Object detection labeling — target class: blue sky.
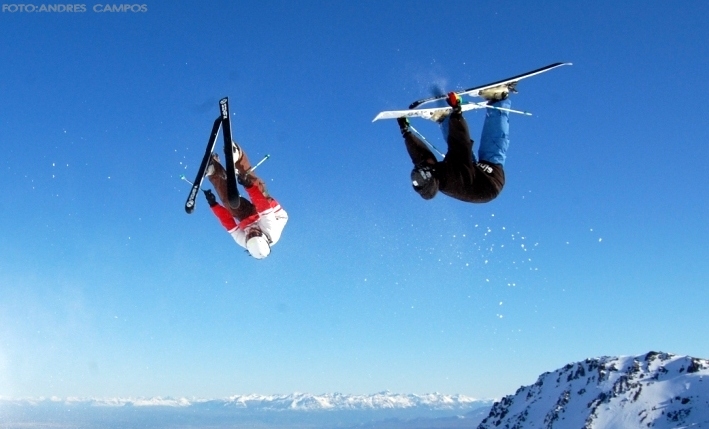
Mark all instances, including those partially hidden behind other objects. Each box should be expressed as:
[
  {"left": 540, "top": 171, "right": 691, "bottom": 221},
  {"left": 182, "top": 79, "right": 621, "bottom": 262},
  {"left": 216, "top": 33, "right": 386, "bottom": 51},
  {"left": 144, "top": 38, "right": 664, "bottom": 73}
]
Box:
[{"left": 1, "top": 1, "right": 708, "bottom": 399}]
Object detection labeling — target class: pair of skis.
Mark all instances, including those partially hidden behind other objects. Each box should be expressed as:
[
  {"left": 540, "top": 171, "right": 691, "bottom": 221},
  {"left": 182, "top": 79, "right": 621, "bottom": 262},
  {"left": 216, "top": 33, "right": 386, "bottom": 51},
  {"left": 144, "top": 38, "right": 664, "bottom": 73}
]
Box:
[
  {"left": 372, "top": 62, "right": 572, "bottom": 122},
  {"left": 184, "top": 97, "right": 240, "bottom": 214},
  {"left": 186, "top": 65, "right": 572, "bottom": 212}
]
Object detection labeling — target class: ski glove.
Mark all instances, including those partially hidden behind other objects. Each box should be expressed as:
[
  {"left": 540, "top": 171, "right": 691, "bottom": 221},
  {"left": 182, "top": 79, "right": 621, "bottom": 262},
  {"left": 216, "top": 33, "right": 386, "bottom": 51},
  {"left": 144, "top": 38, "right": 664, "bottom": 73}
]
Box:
[
  {"left": 204, "top": 189, "right": 218, "bottom": 207},
  {"left": 237, "top": 173, "right": 253, "bottom": 188}
]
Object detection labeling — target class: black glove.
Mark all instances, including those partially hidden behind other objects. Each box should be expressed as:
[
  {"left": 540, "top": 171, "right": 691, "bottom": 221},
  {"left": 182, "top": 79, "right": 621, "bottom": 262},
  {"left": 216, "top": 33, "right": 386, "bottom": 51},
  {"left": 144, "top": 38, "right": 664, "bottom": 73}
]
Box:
[
  {"left": 203, "top": 189, "right": 218, "bottom": 207},
  {"left": 238, "top": 173, "right": 253, "bottom": 188}
]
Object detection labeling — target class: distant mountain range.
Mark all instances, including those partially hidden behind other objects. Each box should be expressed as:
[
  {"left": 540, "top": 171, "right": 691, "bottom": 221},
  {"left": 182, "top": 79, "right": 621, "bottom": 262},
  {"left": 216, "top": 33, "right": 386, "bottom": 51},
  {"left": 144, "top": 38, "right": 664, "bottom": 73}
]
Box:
[
  {"left": 3, "top": 352, "right": 708, "bottom": 429},
  {"left": 0, "top": 392, "right": 494, "bottom": 429},
  {"left": 2, "top": 391, "right": 489, "bottom": 411}
]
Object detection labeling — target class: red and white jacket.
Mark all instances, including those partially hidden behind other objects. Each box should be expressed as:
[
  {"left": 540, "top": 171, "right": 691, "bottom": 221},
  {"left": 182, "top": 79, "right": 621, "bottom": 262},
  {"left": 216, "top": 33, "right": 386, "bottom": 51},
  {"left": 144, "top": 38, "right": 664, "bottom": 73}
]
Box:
[{"left": 209, "top": 185, "right": 288, "bottom": 250}]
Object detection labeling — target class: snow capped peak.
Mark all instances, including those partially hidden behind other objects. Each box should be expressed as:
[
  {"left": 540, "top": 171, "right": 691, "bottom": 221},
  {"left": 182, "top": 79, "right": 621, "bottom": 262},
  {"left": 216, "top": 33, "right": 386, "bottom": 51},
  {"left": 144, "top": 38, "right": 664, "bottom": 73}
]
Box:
[
  {"left": 221, "top": 391, "right": 481, "bottom": 411},
  {"left": 478, "top": 351, "right": 709, "bottom": 429}
]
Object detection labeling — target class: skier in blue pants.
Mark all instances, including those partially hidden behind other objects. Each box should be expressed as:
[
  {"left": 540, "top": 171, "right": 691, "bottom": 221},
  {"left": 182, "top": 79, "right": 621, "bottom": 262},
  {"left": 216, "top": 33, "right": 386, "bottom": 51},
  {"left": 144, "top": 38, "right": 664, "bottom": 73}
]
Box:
[{"left": 397, "top": 91, "right": 510, "bottom": 203}]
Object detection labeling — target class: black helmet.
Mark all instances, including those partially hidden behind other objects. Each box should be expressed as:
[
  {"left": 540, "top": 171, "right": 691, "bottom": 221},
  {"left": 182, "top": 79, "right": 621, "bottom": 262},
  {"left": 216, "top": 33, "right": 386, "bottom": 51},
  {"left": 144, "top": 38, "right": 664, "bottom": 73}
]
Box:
[{"left": 410, "top": 164, "right": 439, "bottom": 200}]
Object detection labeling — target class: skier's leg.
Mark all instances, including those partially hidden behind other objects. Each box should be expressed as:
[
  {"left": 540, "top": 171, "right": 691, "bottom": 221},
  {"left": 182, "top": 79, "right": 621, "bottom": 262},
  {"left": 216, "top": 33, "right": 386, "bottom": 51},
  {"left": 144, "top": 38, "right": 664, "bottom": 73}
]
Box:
[
  {"left": 233, "top": 140, "right": 252, "bottom": 175},
  {"left": 439, "top": 115, "right": 451, "bottom": 144},
  {"left": 478, "top": 99, "right": 511, "bottom": 166},
  {"left": 231, "top": 140, "right": 273, "bottom": 200},
  {"left": 444, "top": 112, "right": 475, "bottom": 164},
  {"left": 207, "top": 158, "right": 257, "bottom": 220}
]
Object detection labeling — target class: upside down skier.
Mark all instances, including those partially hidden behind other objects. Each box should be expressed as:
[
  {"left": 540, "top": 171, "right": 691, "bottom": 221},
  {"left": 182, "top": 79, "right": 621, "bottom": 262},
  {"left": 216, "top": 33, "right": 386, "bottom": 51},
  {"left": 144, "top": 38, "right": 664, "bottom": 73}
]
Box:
[
  {"left": 203, "top": 143, "right": 288, "bottom": 259},
  {"left": 398, "top": 88, "right": 512, "bottom": 203}
]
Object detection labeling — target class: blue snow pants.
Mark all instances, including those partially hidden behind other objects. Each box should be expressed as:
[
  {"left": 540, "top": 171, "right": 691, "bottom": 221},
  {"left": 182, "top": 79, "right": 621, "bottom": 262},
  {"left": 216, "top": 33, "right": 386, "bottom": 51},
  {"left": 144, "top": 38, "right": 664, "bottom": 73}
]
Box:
[{"left": 440, "top": 98, "right": 511, "bottom": 166}]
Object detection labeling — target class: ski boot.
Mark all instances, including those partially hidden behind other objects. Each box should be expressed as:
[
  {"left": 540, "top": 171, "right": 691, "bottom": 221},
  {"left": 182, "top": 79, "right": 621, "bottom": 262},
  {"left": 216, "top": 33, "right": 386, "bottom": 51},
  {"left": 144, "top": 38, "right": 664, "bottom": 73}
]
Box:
[
  {"left": 231, "top": 140, "right": 242, "bottom": 163},
  {"left": 479, "top": 82, "right": 516, "bottom": 102},
  {"left": 205, "top": 152, "right": 226, "bottom": 179}
]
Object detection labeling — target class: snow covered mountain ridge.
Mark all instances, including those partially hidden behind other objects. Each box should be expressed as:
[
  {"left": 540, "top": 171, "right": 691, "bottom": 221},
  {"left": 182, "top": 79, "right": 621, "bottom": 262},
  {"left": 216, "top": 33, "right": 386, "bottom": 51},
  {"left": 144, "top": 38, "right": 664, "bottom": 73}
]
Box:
[
  {"left": 478, "top": 351, "right": 709, "bottom": 429},
  {"left": 1, "top": 391, "right": 485, "bottom": 412}
]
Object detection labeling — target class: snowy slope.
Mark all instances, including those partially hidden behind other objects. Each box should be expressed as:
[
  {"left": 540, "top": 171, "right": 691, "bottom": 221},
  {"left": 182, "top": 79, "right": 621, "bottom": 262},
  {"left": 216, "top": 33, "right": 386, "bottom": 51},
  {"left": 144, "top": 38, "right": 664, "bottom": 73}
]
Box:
[{"left": 478, "top": 351, "right": 709, "bottom": 429}]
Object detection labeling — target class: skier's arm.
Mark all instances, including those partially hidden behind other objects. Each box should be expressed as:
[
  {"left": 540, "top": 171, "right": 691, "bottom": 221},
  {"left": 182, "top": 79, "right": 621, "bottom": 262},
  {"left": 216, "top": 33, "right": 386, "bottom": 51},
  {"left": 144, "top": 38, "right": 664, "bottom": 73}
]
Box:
[
  {"left": 244, "top": 183, "right": 277, "bottom": 213},
  {"left": 212, "top": 204, "right": 249, "bottom": 248},
  {"left": 210, "top": 204, "right": 238, "bottom": 232},
  {"left": 204, "top": 190, "right": 247, "bottom": 249}
]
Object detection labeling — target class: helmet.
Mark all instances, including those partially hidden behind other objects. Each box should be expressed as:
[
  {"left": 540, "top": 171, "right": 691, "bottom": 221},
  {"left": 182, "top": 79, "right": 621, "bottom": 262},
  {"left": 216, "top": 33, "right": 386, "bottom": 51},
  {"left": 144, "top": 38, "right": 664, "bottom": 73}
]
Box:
[
  {"left": 410, "top": 164, "right": 439, "bottom": 200},
  {"left": 246, "top": 235, "right": 271, "bottom": 259}
]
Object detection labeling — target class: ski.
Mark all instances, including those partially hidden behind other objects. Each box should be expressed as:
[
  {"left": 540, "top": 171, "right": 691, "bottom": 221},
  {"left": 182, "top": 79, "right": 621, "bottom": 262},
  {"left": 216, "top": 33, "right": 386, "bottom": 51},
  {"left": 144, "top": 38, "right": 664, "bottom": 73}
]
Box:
[
  {"left": 219, "top": 97, "right": 241, "bottom": 209},
  {"left": 184, "top": 117, "right": 222, "bottom": 214},
  {"left": 373, "top": 101, "right": 530, "bottom": 122},
  {"left": 408, "top": 62, "right": 572, "bottom": 109},
  {"left": 373, "top": 102, "right": 487, "bottom": 122}
]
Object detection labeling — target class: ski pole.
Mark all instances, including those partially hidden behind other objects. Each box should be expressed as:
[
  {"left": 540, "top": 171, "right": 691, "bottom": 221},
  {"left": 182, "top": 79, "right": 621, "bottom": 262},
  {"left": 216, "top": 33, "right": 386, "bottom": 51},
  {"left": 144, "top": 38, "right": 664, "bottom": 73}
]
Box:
[
  {"left": 408, "top": 125, "right": 445, "bottom": 159},
  {"left": 245, "top": 154, "right": 271, "bottom": 175},
  {"left": 477, "top": 102, "right": 532, "bottom": 116},
  {"left": 180, "top": 174, "right": 206, "bottom": 190}
]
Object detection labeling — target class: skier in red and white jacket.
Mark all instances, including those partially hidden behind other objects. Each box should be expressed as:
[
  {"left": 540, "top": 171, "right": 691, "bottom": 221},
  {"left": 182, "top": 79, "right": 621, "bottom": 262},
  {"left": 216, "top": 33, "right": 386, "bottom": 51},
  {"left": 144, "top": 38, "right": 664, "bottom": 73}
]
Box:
[{"left": 203, "top": 143, "right": 288, "bottom": 259}]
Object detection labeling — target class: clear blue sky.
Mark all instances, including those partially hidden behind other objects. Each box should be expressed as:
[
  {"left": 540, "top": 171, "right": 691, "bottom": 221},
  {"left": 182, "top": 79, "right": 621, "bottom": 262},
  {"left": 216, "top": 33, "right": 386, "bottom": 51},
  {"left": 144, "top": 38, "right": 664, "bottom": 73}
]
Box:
[{"left": 1, "top": 1, "right": 708, "bottom": 399}]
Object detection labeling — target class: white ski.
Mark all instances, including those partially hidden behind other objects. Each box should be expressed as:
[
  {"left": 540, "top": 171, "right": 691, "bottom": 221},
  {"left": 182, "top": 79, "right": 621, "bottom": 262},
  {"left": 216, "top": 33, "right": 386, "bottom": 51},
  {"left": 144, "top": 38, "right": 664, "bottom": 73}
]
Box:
[
  {"left": 372, "top": 102, "right": 531, "bottom": 122},
  {"left": 409, "top": 62, "right": 572, "bottom": 109}
]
